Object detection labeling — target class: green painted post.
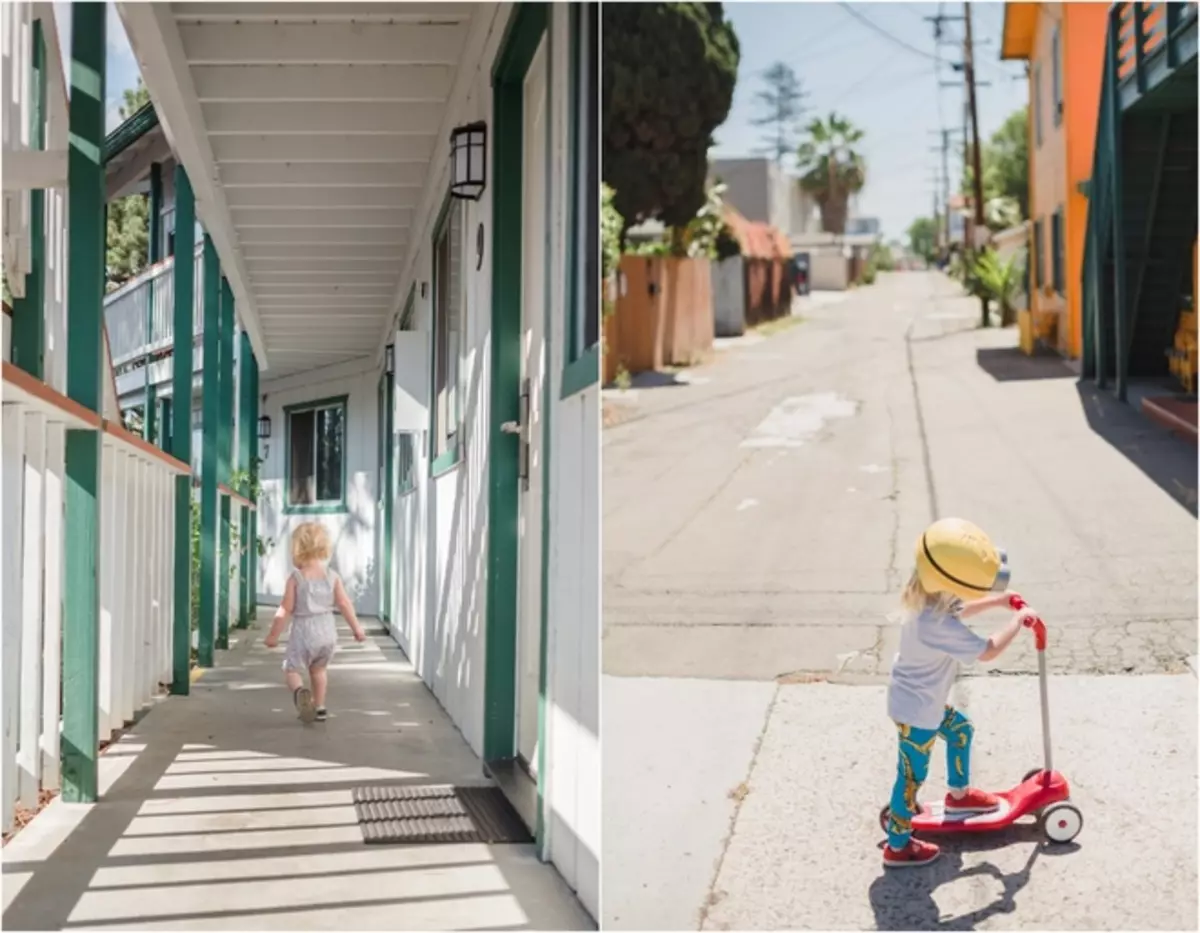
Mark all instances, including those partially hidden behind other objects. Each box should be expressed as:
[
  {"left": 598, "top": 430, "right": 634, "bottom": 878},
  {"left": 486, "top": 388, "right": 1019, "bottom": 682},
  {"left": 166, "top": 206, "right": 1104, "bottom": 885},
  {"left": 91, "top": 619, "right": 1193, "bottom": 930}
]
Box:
[
  {"left": 160, "top": 396, "right": 172, "bottom": 453},
  {"left": 198, "top": 236, "right": 220, "bottom": 668},
  {"left": 11, "top": 19, "right": 46, "bottom": 379},
  {"left": 237, "top": 331, "right": 253, "bottom": 627},
  {"left": 61, "top": 1, "right": 105, "bottom": 804},
  {"left": 249, "top": 354, "right": 260, "bottom": 626},
  {"left": 216, "top": 279, "right": 234, "bottom": 649},
  {"left": 144, "top": 161, "right": 162, "bottom": 442},
  {"left": 170, "top": 167, "right": 195, "bottom": 695}
]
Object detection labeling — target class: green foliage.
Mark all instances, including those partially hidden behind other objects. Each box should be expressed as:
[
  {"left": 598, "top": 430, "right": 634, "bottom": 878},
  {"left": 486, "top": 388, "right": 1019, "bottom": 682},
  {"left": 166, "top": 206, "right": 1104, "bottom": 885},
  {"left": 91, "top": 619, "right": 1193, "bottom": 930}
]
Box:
[
  {"left": 869, "top": 241, "right": 896, "bottom": 273},
  {"left": 796, "top": 112, "right": 866, "bottom": 235},
  {"left": 751, "top": 62, "right": 808, "bottom": 163},
  {"left": 963, "top": 107, "right": 1029, "bottom": 223},
  {"left": 907, "top": 216, "right": 938, "bottom": 263},
  {"left": 105, "top": 80, "right": 153, "bottom": 292},
  {"left": 973, "top": 249, "right": 1021, "bottom": 325},
  {"left": 628, "top": 238, "right": 671, "bottom": 257},
  {"left": 601, "top": 184, "right": 624, "bottom": 283},
  {"left": 602, "top": 2, "right": 740, "bottom": 228},
  {"left": 675, "top": 180, "right": 735, "bottom": 259}
]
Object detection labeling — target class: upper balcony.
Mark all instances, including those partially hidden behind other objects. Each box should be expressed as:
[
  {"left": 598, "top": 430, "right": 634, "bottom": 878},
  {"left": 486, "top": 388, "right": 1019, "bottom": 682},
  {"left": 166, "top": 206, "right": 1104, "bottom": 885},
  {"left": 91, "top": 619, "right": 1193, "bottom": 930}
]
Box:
[
  {"left": 104, "top": 243, "right": 205, "bottom": 403},
  {"left": 1114, "top": 1, "right": 1198, "bottom": 111}
]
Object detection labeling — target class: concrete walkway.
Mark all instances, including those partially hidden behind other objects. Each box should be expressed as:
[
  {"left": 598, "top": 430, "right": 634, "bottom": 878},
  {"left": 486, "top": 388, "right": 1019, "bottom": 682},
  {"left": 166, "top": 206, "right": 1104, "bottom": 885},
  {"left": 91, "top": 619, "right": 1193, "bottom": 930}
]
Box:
[{"left": 3, "top": 613, "right": 592, "bottom": 931}]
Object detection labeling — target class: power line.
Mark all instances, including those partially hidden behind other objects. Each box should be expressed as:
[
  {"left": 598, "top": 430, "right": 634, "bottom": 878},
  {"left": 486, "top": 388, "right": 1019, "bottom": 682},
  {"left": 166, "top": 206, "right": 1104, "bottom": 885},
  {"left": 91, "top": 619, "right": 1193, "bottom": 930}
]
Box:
[{"left": 836, "top": 2, "right": 943, "bottom": 63}]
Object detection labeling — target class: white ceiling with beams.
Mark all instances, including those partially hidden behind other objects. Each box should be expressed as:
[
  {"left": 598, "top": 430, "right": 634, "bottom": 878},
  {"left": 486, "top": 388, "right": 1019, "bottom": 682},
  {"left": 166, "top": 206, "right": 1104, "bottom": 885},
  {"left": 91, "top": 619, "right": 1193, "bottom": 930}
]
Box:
[{"left": 117, "top": 2, "right": 477, "bottom": 377}]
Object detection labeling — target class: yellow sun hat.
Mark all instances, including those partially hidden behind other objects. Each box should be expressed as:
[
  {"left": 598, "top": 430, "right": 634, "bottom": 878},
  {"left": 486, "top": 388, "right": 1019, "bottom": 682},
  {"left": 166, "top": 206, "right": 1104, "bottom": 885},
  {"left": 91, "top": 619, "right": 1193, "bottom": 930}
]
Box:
[{"left": 915, "top": 517, "right": 1010, "bottom": 602}]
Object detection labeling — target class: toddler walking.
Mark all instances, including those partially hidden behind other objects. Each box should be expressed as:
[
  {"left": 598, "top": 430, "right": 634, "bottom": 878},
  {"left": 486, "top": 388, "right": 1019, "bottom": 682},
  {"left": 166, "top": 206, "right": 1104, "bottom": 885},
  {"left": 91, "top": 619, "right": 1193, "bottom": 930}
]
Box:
[
  {"left": 883, "top": 518, "right": 1036, "bottom": 868},
  {"left": 263, "top": 522, "right": 366, "bottom": 722}
]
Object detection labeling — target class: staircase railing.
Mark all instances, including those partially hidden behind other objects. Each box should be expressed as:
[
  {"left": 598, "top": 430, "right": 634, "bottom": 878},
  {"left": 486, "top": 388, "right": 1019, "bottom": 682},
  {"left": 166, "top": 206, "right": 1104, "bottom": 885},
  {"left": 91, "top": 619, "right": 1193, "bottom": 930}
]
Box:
[{"left": 104, "top": 243, "right": 205, "bottom": 368}]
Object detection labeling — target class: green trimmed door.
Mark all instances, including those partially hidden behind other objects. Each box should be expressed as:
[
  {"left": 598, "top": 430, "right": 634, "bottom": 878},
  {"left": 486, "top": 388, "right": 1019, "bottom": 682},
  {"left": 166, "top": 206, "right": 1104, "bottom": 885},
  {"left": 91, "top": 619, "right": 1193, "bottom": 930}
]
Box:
[{"left": 514, "top": 35, "right": 549, "bottom": 776}]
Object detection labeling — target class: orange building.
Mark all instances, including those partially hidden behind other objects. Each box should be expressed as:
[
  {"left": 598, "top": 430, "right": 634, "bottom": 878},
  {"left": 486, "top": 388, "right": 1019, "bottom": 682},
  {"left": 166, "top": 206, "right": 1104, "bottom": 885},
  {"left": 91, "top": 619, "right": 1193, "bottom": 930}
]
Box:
[{"left": 1002, "top": 2, "right": 1110, "bottom": 360}]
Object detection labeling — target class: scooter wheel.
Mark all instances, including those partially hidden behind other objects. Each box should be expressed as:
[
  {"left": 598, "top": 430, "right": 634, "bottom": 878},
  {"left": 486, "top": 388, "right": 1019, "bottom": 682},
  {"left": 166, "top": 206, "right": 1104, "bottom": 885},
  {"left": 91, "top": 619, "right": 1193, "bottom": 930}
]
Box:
[
  {"left": 879, "top": 805, "right": 891, "bottom": 833},
  {"left": 1042, "top": 802, "right": 1083, "bottom": 844}
]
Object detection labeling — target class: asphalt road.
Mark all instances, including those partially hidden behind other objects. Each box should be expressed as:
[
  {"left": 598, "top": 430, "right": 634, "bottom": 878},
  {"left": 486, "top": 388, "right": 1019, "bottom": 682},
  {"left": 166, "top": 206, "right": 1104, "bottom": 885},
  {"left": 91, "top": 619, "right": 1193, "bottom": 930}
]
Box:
[{"left": 601, "top": 272, "right": 1198, "bottom": 930}]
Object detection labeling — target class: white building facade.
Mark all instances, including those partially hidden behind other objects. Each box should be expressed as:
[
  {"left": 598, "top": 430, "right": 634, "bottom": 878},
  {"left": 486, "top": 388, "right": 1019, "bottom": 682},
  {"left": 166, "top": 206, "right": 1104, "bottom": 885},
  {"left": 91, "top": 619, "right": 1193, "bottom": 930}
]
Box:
[{"left": 4, "top": 1, "right": 599, "bottom": 917}]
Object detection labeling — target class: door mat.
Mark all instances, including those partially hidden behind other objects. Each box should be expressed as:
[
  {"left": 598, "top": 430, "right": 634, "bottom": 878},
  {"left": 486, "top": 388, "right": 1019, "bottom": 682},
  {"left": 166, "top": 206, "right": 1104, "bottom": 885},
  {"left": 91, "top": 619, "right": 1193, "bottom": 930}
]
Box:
[{"left": 352, "top": 785, "right": 532, "bottom": 844}]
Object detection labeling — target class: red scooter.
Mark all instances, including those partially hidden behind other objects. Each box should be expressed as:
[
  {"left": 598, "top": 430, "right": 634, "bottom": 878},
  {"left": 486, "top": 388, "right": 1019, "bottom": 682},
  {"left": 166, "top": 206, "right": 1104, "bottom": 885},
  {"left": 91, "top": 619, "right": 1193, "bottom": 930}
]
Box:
[{"left": 880, "top": 596, "right": 1083, "bottom": 845}]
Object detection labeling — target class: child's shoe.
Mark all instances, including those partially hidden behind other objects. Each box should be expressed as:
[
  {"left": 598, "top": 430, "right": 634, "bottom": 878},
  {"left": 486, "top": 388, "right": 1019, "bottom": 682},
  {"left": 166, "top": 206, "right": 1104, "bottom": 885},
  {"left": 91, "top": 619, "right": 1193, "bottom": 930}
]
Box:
[
  {"left": 944, "top": 787, "right": 1000, "bottom": 813},
  {"left": 294, "top": 687, "right": 317, "bottom": 723},
  {"left": 883, "top": 838, "right": 940, "bottom": 868},
  {"left": 315, "top": 707, "right": 327, "bottom": 722}
]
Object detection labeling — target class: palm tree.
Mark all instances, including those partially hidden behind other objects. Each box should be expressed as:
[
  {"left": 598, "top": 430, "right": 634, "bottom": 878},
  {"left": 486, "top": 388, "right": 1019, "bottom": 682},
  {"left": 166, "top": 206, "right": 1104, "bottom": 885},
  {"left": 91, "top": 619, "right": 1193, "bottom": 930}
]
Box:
[{"left": 796, "top": 113, "right": 866, "bottom": 235}]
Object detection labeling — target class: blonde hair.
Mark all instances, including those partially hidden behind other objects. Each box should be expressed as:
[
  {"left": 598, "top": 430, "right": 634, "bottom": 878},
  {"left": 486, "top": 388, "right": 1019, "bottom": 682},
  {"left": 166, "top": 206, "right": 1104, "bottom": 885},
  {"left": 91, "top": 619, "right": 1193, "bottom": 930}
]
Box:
[
  {"left": 291, "top": 522, "right": 332, "bottom": 566},
  {"left": 897, "top": 570, "right": 961, "bottom": 618}
]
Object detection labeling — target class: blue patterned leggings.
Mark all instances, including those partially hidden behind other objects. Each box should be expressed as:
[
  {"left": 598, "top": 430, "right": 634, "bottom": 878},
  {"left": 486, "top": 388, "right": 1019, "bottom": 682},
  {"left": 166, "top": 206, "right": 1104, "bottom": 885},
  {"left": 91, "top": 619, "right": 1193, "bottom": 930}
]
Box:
[{"left": 886, "top": 706, "right": 974, "bottom": 849}]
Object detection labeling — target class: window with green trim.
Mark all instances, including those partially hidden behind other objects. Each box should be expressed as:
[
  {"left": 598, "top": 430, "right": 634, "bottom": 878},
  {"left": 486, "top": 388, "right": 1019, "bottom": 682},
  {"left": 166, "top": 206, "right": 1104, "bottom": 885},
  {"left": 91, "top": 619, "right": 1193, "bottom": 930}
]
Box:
[
  {"left": 286, "top": 397, "right": 346, "bottom": 510},
  {"left": 569, "top": 2, "right": 600, "bottom": 362},
  {"left": 432, "top": 199, "right": 464, "bottom": 468},
  {"left": 396, "top": 431, "right": 418, "bottom": 494}
]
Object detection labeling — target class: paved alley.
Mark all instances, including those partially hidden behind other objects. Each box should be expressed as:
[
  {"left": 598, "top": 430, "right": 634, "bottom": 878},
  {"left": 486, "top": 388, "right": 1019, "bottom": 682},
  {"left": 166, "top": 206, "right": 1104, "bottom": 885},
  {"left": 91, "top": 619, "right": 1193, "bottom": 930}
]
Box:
[
  {"left": 601, "top": 272, "right": 1198, "bottom": 930},
  {"left": 3, "top": 615, "right": 592, "bottom": 931}
]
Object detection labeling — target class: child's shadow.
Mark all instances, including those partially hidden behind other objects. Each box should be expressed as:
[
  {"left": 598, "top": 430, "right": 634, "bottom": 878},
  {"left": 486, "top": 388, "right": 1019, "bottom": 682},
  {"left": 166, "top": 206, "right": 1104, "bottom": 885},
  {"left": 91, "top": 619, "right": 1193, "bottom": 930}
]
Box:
[{"left": 867, "top": 824, "right": 1081, "bottom": 930}]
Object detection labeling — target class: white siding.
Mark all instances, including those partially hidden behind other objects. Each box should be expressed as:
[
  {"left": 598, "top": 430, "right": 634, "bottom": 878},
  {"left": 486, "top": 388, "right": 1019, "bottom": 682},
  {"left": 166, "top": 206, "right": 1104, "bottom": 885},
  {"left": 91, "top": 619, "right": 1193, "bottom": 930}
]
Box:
[
  {"left": 256, "top": 359, "right": 380, "bottom": 616},
  {"left": 541, "top": 6, "right": 600, "bottom": 917}
]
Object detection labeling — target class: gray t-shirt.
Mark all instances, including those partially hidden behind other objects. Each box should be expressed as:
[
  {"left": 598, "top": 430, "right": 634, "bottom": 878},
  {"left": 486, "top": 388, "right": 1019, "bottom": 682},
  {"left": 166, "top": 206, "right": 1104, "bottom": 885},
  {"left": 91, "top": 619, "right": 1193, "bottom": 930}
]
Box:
[{"left": 887, "top": 604, "right": 989, "bottom": 729}]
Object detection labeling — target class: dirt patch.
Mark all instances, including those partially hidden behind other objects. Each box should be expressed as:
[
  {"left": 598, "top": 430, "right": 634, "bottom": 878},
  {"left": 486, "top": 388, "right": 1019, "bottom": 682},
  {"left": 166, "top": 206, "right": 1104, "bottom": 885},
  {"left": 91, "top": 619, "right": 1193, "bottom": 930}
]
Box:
[
  {"left": 603, "top": 400, "right": 638, "bottom": 429},
  {"left": 2, "top": 788, "right": 59, "bottom": 846}
]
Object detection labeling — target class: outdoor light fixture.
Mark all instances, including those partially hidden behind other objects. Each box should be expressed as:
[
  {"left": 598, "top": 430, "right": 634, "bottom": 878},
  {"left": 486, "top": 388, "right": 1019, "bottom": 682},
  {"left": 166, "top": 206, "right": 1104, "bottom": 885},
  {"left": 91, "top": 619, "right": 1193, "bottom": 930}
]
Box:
[
  {"left": 449, "top": 121, "right": 487, "bottom": 200},
  {"left": 257, "top": 414, "right": 271, "bottom": 440},
  {"left": 385, "top": 343, "right": 395, "bottom": 376}
]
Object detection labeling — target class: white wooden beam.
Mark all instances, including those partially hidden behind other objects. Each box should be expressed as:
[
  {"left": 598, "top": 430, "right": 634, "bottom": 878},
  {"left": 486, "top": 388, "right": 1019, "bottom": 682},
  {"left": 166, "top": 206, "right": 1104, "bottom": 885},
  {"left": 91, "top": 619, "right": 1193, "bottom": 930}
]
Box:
[
  {"left": 219, "top": 162, "right": 427, "bottom": 188},
  {"left": 119, "top": 455, "right": 138, "bottom": 725},
  {"left": 243, "top": 243, "right": 406, "bottom": 260},
  {"left": 247, "top": 260, "right": 401, "bottom": 274},
  {"left": 179, "top": 23, "right": 467, "bottom": 65},
  {"left": 33, "top": 3, "right": 69, "bottom": 152},
  {"left": 193, "top": 64, "right": 454, "bottom": 103},
  {"left": 1, "top": 148, "right": 68, "bottom": 191},
  {"left": 256, "top": 294, "right": 391, "bottom": 307},
  {"left": 1, "top": 405, "right": 24, "bottom": 831},
  {"left": 253, "top": 285, "right": 396, "bottom": 298},
  {"left": 40, "top": 422, "right": 63, "bottom": 790},
  {"left": 237, "top": 227, "right": 408, "bottom": 246},
  {"left": 213, "top": 134, "right": 434, "bottom": 164},
  {"left": 232, "top": 207, "right": 413, "bottom": 228},
  {"left": 117, "top": 2, "right": 270, "bottom": 371},
  {"left": 204, "top": 101, "right": 446, "bottom": 136},
  {"left": 17, "top": 413, "right": 45, "bottom": 808},
  {"left": 260, "top": 310, "right": 384, "bottom": 320},
  {"left": 226, "top": 187, "right": 418, "bottom": 210},
  {"left": 173, "top": 4, "right": 476, "bottom": 24},
  {"left": 250, "top": 270, "right": 400, "bottom": 283},
  {"left": 97, "top": 451, "right": 116, "bottom": 741}
]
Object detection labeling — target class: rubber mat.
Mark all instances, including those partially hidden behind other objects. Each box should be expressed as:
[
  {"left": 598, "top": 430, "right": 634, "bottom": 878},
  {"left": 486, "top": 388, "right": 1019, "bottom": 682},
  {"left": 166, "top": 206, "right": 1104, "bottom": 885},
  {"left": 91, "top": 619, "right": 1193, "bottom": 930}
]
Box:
[{"left": 352, "top": 784, "right": 532, "bottom": 844}]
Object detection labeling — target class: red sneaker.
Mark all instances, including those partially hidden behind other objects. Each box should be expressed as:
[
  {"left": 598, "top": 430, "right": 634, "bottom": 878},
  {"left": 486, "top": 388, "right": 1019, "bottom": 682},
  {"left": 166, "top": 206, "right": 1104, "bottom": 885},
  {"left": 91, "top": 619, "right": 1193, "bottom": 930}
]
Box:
[
  {"left": 944, "top": 787, "right": 1000, "bottom": 813},
  {"left": 883, "top": 838, "right": 940, "bottom": 868}
]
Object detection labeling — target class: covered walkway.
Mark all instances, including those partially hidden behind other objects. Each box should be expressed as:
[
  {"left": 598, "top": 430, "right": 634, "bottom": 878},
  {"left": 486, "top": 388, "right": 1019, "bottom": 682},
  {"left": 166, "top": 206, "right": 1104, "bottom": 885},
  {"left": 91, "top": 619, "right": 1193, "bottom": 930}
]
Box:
[{"left": 1, "top": 612, "right": 591, "bottom": 931}]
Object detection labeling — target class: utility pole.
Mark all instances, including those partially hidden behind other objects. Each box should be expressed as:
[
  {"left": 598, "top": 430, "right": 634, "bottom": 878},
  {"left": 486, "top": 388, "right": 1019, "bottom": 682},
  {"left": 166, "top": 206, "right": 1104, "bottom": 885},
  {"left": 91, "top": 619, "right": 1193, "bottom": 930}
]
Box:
[{"left": 963, "top": 1, "right": 989, "bottom": 325}]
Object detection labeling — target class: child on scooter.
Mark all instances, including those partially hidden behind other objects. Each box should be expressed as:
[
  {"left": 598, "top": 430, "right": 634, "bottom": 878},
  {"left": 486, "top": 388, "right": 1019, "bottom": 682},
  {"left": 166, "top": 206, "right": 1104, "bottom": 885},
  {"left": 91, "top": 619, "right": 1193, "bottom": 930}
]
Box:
[
  {"left": 263, "top": 521, "right": 367, "bottom": 723},
  {"left": 883, "top": 518, "right": 1038, "bottom": 869}
]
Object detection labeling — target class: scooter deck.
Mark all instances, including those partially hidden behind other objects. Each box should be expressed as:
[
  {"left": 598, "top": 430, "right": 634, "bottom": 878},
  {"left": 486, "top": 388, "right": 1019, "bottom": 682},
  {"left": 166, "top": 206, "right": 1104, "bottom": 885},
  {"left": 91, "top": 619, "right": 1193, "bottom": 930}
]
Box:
[{"left": 910, "top": 771, "right": 1070, "bottom": 834}]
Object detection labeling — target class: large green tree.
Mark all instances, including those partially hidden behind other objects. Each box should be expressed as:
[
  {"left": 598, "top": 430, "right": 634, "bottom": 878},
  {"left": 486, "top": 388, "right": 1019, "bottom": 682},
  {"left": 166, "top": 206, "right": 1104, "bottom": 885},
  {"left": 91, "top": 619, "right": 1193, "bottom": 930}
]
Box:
[
  {"left": 106, "top": 80, "right": 152, "bottom": 291},
  {"left": 907, "top": 216, "right": 937, "bottom": 263},
  {"left": 963, "top": 106, "right": 1029, "bottom": 226},
  {"left": 602, "top": 3, "right": 740, "bottom": 232},
  {"left": 751, "top": 62, "right": 807, "bottom": 164},
  {"left": 796, "top": 112, "right": 865, "bottom": 236}
]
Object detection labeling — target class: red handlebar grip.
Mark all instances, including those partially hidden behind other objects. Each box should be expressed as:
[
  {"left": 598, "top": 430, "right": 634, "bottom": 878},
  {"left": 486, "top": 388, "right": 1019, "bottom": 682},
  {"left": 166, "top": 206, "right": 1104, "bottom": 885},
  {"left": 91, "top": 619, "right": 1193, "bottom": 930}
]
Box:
[
  {"left": 1008, "top": 595, "right": 1027, "bottom": 610},
  {"left": 1031, "top": 619, "right": 1047, "bottom": 651}
]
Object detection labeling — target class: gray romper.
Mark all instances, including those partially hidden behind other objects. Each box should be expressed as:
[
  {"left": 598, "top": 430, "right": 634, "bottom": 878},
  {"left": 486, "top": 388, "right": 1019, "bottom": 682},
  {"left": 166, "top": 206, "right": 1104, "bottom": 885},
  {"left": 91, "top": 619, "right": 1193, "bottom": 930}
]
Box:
[{"left": 284, "top": 569, "right": 339, "bottom": 672}]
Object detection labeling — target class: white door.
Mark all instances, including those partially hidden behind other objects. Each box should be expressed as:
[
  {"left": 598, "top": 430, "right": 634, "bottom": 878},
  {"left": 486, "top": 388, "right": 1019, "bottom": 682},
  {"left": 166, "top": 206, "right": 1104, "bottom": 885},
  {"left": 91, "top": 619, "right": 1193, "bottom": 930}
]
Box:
[{"left": 515, "top": 38, "right": 547, "bottom": 774}]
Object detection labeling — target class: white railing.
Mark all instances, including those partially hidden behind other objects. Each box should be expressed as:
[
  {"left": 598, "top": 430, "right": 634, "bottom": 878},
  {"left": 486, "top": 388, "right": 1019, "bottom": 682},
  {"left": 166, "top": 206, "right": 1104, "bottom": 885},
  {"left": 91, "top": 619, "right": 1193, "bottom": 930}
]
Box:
[
  {"left": 2, "top": 365, "right": 184, "bottom": 831},
  {"left": 105, "top": 244, "right": 205, "bottom": 367},
  {"left": 2, "top": 0, "right": 34, "bottom": 294}
]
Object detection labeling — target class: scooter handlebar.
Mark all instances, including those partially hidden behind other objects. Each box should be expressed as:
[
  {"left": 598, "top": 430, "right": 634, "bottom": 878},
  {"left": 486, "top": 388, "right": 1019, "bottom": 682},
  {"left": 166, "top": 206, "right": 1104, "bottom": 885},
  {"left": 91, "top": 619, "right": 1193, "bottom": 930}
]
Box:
[{"left": 1008, "top": 595, "right": 1047, "bottom": 651}]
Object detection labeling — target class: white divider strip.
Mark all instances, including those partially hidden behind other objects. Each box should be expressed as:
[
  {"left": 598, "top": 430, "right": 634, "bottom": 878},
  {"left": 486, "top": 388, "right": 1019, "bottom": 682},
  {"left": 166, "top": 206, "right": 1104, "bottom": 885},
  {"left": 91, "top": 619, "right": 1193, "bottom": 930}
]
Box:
[
  {"left": 3, "top": 406, "right": 26, "bottom": 830},
  {"left": 40, "top": 421, "right": 64, "bottom": 791},
  {"left": 17, "top": 411, "right": 46, "bottom": 808}
]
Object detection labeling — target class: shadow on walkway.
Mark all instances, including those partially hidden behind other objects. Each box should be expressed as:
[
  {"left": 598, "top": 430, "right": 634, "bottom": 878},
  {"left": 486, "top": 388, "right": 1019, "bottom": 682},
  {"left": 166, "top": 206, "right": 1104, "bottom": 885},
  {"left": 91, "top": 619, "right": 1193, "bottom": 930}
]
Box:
[
  {"left": 975, "top": 347, "right": 1077, "bottom": 382},
  {"left": 2, "top": 614, "right": 591, "bottom": 931},
  {"left": 1075, "top": 382, "right": 1198, "bottom": 518}
]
